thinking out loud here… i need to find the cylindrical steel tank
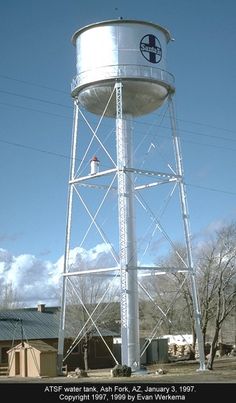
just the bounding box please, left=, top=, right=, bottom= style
left=71, top=19, right=175, bottom=117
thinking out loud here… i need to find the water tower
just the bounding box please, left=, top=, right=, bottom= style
left=57, top=19, right=206, bottom=372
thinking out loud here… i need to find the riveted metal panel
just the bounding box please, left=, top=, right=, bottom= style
left=71, top=19, right=174, bottom=116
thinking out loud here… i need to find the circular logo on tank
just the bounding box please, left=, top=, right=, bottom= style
left=140, top=34, right=162, bottom=63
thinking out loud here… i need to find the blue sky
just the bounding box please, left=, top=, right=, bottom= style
left=0, top=0, right=236, bottom=305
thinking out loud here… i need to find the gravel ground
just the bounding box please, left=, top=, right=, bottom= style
left=0, top=356, right=235, bottom=383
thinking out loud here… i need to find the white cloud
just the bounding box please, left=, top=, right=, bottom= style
left=0, top=243, right=117, bottom=307
left=204, top=219, right=225, bottom=234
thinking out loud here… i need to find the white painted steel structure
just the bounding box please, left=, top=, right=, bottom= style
left=71, top=19, right=174, bottom=116
left=57, top=19, right=206, bottom=373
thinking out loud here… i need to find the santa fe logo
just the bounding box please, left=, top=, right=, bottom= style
left=140, top=34, right=162, bottom=64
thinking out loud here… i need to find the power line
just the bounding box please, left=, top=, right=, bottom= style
left=0, top=138, right=71, bottom=160
left=181, top=138, right=236, bottom=153
left=0, top=95, right=235, bottom=152
left=0, top=74, right=69, bottom=95
left=0, top=89, right=71, bottom=109
left=0, top=136, right=235, bottom=198
left=0, top=74, right=235, bottom=139
left=0, top=101, right=71, bottom=120
left=186, top=183, right=236, bottom=196
left=133, top=120, right=236, bottom=143
left=176, top=116, right=236, bottom=135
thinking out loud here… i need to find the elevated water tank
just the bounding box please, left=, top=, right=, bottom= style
left=71, top=19, right=175, bottom=117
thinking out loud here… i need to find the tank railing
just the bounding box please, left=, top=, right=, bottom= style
left=71, top=64, right=175, bottom=94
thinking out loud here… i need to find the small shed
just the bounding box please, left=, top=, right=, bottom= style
left=113, top=337, right=169, bottom=365
left=146, top=338, right=169, bottom=363
left=7, top=340, right=57, bottom=377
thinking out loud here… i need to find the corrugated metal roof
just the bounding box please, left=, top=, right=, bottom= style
left=0, top=309, right=59, bottom=341
left=0, top=308, right=118, bottom=341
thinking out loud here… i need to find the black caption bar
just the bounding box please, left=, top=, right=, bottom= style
left=0, top=382, right=234, bottom=402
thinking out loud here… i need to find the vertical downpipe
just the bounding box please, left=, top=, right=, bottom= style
left=116, top=82, right=140, bottom=370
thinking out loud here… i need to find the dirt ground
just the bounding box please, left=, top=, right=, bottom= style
left=0, top=356, right=236, bottom=383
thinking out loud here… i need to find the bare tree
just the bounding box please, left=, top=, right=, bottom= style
left=196, top=245, right=217, bottom=349
left=131, top=222, right=236, bottom=369
left=164, top=245, right=199, bottom=359
left=0, top=282, right=23, bottom=310
left=197, top=223, right=236, bottom=369
left=65, top=272, right=119, bottom=370
left=165, top=246, right=198, bottom=360
left=140, top=272, right=190, bottom=336
left=140, top=245, right=197, bottom=358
